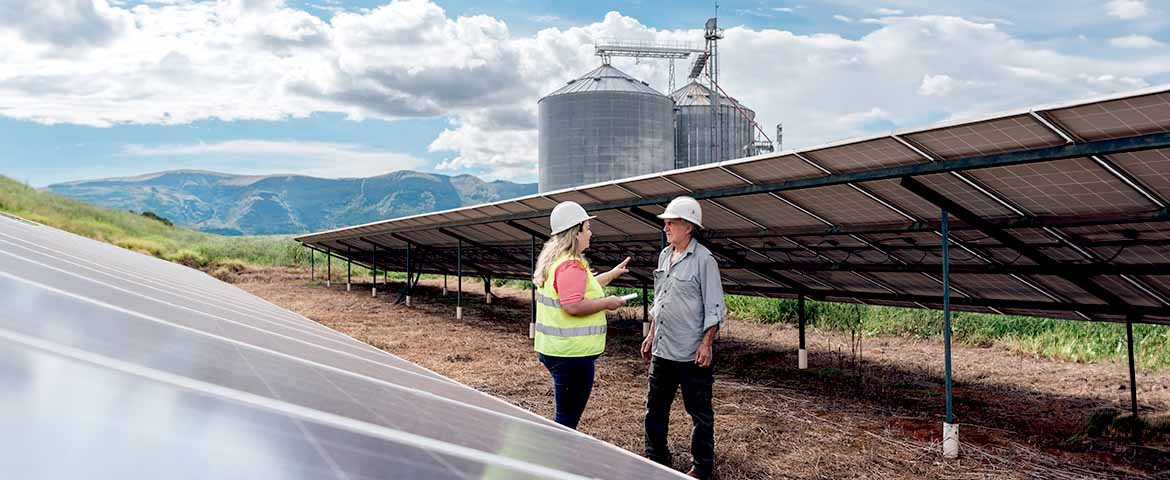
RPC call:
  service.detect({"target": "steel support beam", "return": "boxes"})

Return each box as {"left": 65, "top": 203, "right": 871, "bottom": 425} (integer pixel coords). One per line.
{"left": 1127, "top": 313, "right": 1141, "bottom": 442}
{"left": 942, "top": 209, "right": 959, "bottom": 459}
{"left": 530, "top": 235, "right": 537, "bottom": 339}
{"left": 901, "top": 176, "right": 1131, "bottom": 310}
{"left": 798, "top": 294, "right": 807, "bottom": 370}
{"left": 301, "top": 131, "right": 1170, "bottom": 243}
{"left": 457, "top": 239, "right": 463, "bottom": 320}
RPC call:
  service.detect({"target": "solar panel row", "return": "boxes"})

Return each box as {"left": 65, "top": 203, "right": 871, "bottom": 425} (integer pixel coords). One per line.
{"left": 298, "top": 86, "right": 1170, "bottom": 325}
{"left": 0, "top": 215, "right": 688, "bottom": 479}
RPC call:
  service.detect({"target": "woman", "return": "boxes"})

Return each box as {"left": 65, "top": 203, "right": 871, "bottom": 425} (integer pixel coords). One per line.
{"left": 533, "top": 201, "right": 631, "bottom": 429}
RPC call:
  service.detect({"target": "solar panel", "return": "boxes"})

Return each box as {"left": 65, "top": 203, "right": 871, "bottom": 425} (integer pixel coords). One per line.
{"left": 298, "top": 85, "right": 1170, "bottom": 326}
{"left": 0, "top": 215, "right": 687, "bottom": 479}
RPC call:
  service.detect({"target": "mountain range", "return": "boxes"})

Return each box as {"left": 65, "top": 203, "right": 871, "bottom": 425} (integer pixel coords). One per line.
{"left": 47, "top": 170, "right": 536, "bottom": 235}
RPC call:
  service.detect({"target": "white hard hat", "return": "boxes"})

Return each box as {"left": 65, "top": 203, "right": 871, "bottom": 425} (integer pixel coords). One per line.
{"left": 549, "top": 201, "right": 596, "bottom": 236}
{"left": 658, "top": 196, "right": 703, "bottom": 229}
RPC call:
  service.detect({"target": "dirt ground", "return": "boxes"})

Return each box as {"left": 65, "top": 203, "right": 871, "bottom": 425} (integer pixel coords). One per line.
{"left": 237, "top": 267, "right": 1170, "bottom": 479}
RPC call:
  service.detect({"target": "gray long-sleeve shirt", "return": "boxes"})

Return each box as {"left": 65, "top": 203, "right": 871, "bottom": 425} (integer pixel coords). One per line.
{"left": 649, "top": 239, "right": 726, "bottom": 362}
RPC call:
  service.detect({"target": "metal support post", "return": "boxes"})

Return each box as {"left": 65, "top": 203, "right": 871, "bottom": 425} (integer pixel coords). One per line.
{"left": 346, "top": 245, "right": 352, "bottom": 292}
{"left": 530, "top": 235, "right": 537, "bottom": 339}
{"left": 798, "top": 294, "right": 807, "bottom": 370}
{"left": 405, "top": 242, "right": 412, "bottom": 306}
{"left": 1127, "top": 314, "right": 1141, "bottom": 442}
{"left": 941, "top": 208, "right": 959, "bottom": 459}
{"left": 456, "top": 239, "right": 463, "bottom": 320}
{"left": 371, "top": 244, "right": 377, "bottom": 297}
{"left": 642, "top": 285, "right": 650, "bottom": 337}
{"left": 326, "top": 247, "right": 332, "bottom": 287}
{"left": 485, "top": 276, "right": 492, "bottom": 304}
{"left": 443, "top": 273, "right": 448, "bottom": 296}
{"left": 309, "top": 247, "right": 314, "bottom": 281}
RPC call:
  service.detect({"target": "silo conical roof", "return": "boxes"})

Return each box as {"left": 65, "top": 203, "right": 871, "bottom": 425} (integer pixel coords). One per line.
{"left": 543, "top": 64, "right": 665, "bottom": 97}
{"left": 670, "top": 80, "right": 751, "bottom": 111}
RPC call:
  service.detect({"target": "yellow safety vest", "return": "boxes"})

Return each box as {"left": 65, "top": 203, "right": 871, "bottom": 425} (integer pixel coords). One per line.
{"left": 534, "top": 255, "right": 607, "bottom": 357}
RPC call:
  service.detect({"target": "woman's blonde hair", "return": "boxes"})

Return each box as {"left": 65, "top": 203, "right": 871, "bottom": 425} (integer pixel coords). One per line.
{"left": 533, "top": 223, "right": 587, "bottom": 287}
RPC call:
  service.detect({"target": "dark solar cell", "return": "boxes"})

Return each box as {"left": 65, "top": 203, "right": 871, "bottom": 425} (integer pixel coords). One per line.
{"left": 805, "top": 137, "right": 924, "bottom": 172}
{"left": 1048, "top": 91, "right": 1170, "bottom": 141}
{"left": 782, "top": 185, "right": 911, "bottom": 225}
{"left": 906, "top": 114, "right": 1064, "bottom": 159}
{"left": 966, "top": 158, "right": 1156, "bottom": 215}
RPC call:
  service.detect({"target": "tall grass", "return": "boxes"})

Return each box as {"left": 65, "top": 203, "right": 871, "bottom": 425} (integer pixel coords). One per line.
{"left": 726, "top": 294, "right": 1170, "bottom": 371}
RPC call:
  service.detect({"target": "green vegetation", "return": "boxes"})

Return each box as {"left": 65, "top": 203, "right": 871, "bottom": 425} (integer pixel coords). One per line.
{"left": 4, "top": 174, "right": 1167, "bottom": 370}
{"left": 0, "top": 175, "right": 307, "bottom": 268}
{"left": 725, "top": 294, "right": 1170, "bottom": 372}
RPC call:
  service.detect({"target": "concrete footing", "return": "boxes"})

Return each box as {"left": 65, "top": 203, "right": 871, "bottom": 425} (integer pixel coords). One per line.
{"left": 943, "top": 422, "right": 960, "bottom": 459}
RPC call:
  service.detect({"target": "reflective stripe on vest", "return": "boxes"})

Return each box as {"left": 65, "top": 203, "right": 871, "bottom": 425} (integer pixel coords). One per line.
{"left": 534, "top": 291, "right": 561, "bottom": 308}
{"left": 535, "top": 323, "right": 607, "bottom": 337}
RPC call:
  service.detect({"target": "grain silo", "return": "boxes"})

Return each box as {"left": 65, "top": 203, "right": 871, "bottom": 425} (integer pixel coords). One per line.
{"left": 538, "top": 64, "right": 675, "bottom": 193}
{"left": 671, "top": 80, "right": 757, "bottom": 169}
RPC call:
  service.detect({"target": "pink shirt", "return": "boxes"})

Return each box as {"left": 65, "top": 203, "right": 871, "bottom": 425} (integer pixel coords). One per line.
{"left": 553, "top": 260, "right": 588, "bottom": 304}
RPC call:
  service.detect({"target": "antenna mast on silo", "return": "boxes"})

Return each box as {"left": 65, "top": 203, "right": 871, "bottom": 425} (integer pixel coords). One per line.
{"left": 702, "top": 8, "right": 724, "bottom": 163}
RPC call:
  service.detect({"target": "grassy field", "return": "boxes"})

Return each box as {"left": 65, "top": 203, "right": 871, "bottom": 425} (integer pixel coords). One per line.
{"left": 4, "top": 174, "right": 1167, "bottom": 371}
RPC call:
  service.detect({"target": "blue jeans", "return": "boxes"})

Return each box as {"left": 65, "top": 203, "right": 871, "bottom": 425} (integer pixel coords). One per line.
{"left": 537, "top": 353, "right": 599, "bottom": 429}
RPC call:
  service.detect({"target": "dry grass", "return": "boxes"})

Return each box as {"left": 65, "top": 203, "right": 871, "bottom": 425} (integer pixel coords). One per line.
{"left": 239, "top": 267, "right": 1170, "bottom": 479}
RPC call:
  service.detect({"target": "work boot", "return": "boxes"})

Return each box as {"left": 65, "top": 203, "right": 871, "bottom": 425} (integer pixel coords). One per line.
{"left": 686, "top": 467, "right": 711, "bottom": 480}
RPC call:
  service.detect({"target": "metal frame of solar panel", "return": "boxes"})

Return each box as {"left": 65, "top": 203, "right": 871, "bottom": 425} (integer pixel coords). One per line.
{"left": 297, "top": 84, "right": 1170, "bottom": 455}
{"left": 0, "top": 214, "right": 689, "bottom": 479}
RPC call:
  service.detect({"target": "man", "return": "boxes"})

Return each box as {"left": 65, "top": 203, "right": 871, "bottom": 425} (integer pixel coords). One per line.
{"left": 641, "top": 196, "right": 726, "bottom": 480}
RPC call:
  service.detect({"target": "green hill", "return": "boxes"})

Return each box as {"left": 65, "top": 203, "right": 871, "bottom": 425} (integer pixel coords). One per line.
{"left": 0, "top": 175, "right": 305, "bottom": 268}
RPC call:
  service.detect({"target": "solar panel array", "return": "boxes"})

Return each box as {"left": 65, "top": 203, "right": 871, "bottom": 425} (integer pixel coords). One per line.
{"left": 297, "top": 86, "right": 1170, "bottom": 325}
{"left": 0, "top": 214, "right": 688, "bottom": 479}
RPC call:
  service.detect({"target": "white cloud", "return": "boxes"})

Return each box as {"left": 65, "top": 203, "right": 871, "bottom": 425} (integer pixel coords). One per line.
{"left": 918, "top": 74, "right": 956, "bottom": 96}
{"left": 528, "top": 15, "right": 560, "bottom": 23}
{"left": 833, "top": 14, "right": 856, "bottom": 23}
{"left": 1110, "top": 34, "right": 1164, "bottom": 49}
{"left": 1106, "top": 0, "right": 1148, "bottom": 19}
{"left": 874, "top": 8, "right": 903, "bottom": 15}
{"left": 122, "top": 139, "right": 426, "bottom": 178}
{"left": 2, "top": 2, "right": 1170, "bottom": 182}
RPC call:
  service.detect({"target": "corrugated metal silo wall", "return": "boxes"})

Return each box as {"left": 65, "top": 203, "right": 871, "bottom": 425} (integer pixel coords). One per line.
{"left": 538, "top": 91, "right": 675, "bottom": 193}
{"left": 674, "top": 105, "right": 755, "bottom": 169}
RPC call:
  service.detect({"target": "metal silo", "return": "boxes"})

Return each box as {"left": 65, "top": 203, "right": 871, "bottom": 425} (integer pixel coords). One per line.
{"left": 538, "top": 64, "right": 675, "bottom": 193}
{"left": 671, "top": 80, "right": 756, "bottom": 169}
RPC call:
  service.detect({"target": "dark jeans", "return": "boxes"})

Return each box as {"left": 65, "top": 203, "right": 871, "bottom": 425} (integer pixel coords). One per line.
{"left": 645, "top": 356, "right": 715, "bottom": 479}
{"left": 537, "top": 353, "right": 598, "bottom": 430}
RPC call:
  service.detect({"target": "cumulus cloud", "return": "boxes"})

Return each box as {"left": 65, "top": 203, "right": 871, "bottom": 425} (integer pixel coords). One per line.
{"left": 123, "top": 139, "right": 426, "bottom": 178}
{"left": 873, "top": 8, "right": 903, "bottom": 15}
{"left": 1109, "top": 34, "right": 1164, "bottom": 49}
{"left": 2, "top": 1, "right": 1170, "bottom": 182}
{"left": 1106, "top": 0, "right": 1148, "bottom": 19}
{"left": 918, "top": 74, "right": 956, "bottom": 96}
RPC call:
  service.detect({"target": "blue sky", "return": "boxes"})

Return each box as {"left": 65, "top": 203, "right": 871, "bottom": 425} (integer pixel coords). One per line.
{"left": 1, "top": 0, "right": 1167, "bottom": 186}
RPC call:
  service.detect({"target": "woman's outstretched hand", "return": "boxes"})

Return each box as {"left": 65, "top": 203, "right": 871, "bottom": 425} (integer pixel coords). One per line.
{"left": 611, "top": 257, "right": 631, "bottom": 277}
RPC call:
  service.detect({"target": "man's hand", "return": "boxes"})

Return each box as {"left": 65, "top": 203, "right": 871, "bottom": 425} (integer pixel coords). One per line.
{"left": 694, "top": 341, "right": 713, "bottom": 368}
{"left": 610, "top": 257, "right": 631, "bottom": 277}
{"left": 641, "top": 335, "right": 653, "bottom": 363}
